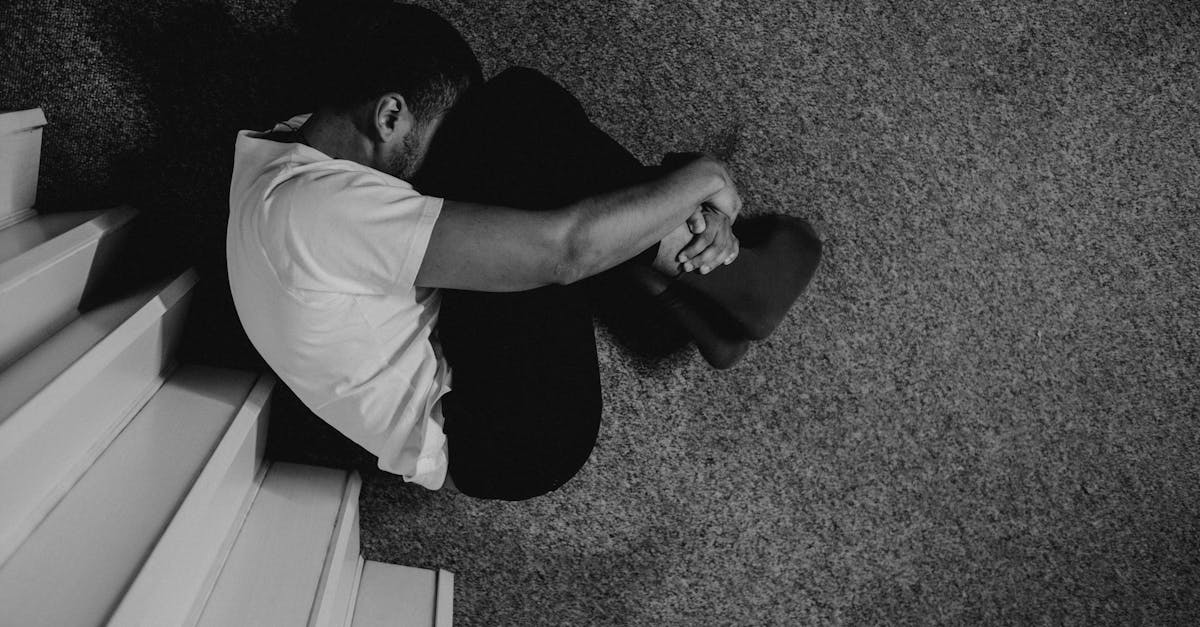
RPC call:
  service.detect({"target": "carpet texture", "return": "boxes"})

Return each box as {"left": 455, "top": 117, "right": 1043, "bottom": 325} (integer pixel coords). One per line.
{"left": 3, "top": 0, "right": 1199, "bottom": 624}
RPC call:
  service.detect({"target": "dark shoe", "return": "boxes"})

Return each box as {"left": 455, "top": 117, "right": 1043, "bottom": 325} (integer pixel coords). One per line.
{"left": 674, "top": 215, "right": 821, "bottom": 340}
{"left": 627, "top": 264, "right": 751, "bottom": 370}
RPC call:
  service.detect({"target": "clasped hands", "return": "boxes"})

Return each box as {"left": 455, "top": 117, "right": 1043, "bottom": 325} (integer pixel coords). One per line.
{"left": 666, "top": 152, "right": 742, "bottom": 275}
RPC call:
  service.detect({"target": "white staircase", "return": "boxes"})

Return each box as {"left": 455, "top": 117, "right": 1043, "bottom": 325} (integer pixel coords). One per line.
{"left": 0, "top": 206, "right": 135, "bottom": 370}
{"left": 0, "top": 107, "right": 453, "bottom": 626}
{"left": 0, "top": 107, "right": 45, "bottom": 229}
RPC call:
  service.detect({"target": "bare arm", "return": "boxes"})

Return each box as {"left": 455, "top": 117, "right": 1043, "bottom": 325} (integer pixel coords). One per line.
{"left": 414, "top": 157, "right": 739, "bottom": 292}
{"left": 413, "top": 200, "right": 576, "bottom": 292}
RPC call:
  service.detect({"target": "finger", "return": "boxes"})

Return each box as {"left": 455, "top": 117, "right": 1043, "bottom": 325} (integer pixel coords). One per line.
{"left": 686, "top": 211, "right": 706, "bottom": 235}
{"left": 678, "top": 213, "right": 719, "bottom": 262}
{"left": 687, "top": 219, "right": 733, "bottom": 273}
{"left": 724, "top": 236, "right": 740, "bottom": 265}
{"left": 678, "top": 228, "right": 718, "bottom": 269}
{"left": 691, "top": 230, "right": 734, "bottom": 274}
{"left": 683, "top": 212, "right": 732, "bottom": 269}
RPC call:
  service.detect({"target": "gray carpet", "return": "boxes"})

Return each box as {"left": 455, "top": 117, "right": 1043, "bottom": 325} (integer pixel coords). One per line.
{"left": 3, "top": 0, "right": 1199, "bottom": 624}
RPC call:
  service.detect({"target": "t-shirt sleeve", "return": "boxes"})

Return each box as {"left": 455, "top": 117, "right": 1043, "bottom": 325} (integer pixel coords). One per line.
{"left": 269, "top": 166, "right": 443, "bottom": 294}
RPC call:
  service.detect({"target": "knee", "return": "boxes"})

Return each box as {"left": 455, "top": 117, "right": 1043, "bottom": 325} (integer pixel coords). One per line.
{"left": 484, "top": 430, "right": 599, "bottom": 501}
{"left": 449, "top": 402, "right": 601, "bottom": 501}
{"left": 519, "top": 397, "right": 601, "bottom": 500}
{"left": 484, "top": 66, "right": 588, "bottom": 122}
{"left": 511, "top": 423, "right": 600, "bottom": 501}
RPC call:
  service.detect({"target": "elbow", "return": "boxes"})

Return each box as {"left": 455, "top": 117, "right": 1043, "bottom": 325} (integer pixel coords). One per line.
{"left": 553, "top": 260, "right": 585, "bottom": 286}
{"left": 553, "top": 234, "right": 590, "bottom": 285}
{"left": 552, "top": 216, "right": 595, "bottom": 285}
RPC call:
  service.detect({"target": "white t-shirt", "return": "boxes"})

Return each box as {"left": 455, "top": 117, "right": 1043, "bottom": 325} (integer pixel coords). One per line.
{"left": 227, "top": 115, "right": 450, "bottom": 489}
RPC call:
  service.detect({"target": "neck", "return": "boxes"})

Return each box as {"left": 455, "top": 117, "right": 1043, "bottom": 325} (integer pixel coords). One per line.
{"left": 299, "top": 109, "right": 377, "bottom": 168}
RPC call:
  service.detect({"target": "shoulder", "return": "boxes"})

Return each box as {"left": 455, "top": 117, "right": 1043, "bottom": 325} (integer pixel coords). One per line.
{"left": 272, "top": 161, "right": 433, "bottom": 238}
{"left": 280, "top": 158, "right": 417, "bottom": 202}
{"left": 257, "top": 159, "right": 442, "bottom": 292}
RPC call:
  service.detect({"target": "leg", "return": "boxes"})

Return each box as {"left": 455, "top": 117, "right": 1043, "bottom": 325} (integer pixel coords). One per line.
{"left": 416, "top": 67, "right": 657, "bottom": 216}
{"left": 435, "top": 284, "right": 602, "bottom": 501}
{"left": 422, "top": 68, "right": 821, "bottom": 371}
{"left": 418, "top": 67, "right": 821, "bottom": 499}
{"left": 416, "top": 68, "right": 651, "bottom": 500}
{"left": 453, "top": 74, "right": 824, "bottom": 347}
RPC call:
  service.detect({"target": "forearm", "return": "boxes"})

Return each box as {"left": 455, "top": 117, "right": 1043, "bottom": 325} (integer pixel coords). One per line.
{"left": 562, "top": 160, "right": 728, "bottom": 281}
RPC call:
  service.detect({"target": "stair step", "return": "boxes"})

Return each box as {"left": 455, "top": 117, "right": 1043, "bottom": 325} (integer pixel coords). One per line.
{"left": 344, "top": 555, "right": 367, "bottom": 627}
{"left": 195, "top": 462, "right": 362, "bottom": 627}
{"left": 351, "top": 562, "right": 454, "bottom": 627}
{"left": 0, "top": 206, "right": 136, "bottom": 369}
{"left": 0, "top": 365, "right": 260, "bottom": 627}
{"left": 107, "top": 372, "right": 274, "bottom": 627}
{"left": 0, "top": 208, "right": 35, "bottom": 231}
{"left": 313, "top": 463, "right": 364, "bottom": 627}
{"left": 0, "top": 108, "right": 46, "bottom": 228}
{"left": 0, "top": 270, "right": 195, "bottom": 564}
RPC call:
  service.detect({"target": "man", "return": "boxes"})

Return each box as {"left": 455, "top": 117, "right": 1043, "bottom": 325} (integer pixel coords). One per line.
{"left": 228, "top": 1, "right": 820, "bottom": 500}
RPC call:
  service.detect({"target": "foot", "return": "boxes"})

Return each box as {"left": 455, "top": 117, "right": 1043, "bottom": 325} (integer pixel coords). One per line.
{"left": 625, "top": 263, "right": 750, "bottom": 369}
{"left": 674, "top": 215, "right": 821, "bottom": 340}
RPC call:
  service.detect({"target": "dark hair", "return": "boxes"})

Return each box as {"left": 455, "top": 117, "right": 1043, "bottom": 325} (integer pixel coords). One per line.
{"left": 293, "top": 0, "right": 482, "bottom": 122}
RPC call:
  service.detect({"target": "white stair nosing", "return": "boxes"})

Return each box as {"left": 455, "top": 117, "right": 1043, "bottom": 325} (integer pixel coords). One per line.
{"left": 0, "top": 107, "right": 47, "bottom": 134}
{"left": 0, "top": 269, "right": 195, "bottom": 453}
{"left": 0, "top": 366, "right": 260, "bottom": 627}
{"left": 0, "top": 210, "right": 100, "bottom": 269}
{"left": 337, "top": 521, "right": 364, "bottom": 627}
{"left": 108, "top": 374, "right": 275, "bottom": 627}
{"left": 0, "top": 270, "right": 196, "bottom": 566}
{"left": 343, "top": 556, "right": 366, "bottom": 627}
{"left": 0, "top": 366, "right": 171, "bottom": 565}
{"left": 0, "top": 206, "right": 135, "bottom": 287}
{"left": 0, "top": 273, "right": 175, "bottom": 422}
{"left": 310, "top": 471, "right": 363, "bottom": 627}
{"left": 435, "top": 570, "right": 454, "bottom": 627}
{"left": 0, "top": 206, "right": 137, "bottom": 370}
{"left": 183, "top": 461, "right": 271, "bottom": 627}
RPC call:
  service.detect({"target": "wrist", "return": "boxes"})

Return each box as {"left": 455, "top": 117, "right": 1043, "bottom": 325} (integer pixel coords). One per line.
{"left": 694, "top": 165, "right": 739, "bottom": 220}
{"left": 676, "top": 159, "right": 726, "bottom": 203}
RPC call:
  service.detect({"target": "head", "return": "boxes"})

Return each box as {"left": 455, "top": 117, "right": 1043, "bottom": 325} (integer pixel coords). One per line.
{"left": 294, "top": 0, "right": 482, "bottom": 178}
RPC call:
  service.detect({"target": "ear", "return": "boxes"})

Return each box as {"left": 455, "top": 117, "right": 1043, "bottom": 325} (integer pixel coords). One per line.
{"left": 372, "top": 93, "right": 414, "bottom": 142}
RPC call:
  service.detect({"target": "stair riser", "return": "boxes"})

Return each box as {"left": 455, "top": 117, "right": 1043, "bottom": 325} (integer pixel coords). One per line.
{"left": 343, "top": 556, "right": 365, "bottom": 627}
{"left": 108, "top": 377, "right": 273, "bottom": 627}
{"left": 351, "top": 562, "right": 440, "bottom": 627}
{"left": 331, "top": 517, "right": 362, "bottom": 627}
{"left": 0, "top": 125, "right": 43, "bottom": 221}
{"left": 0, "top": 367, "right": 258, "bottom": 627}
{"left": 196, "top": 464, "right": 356, "bottom": 627}
{"left": 0, "top": 294, "right": 189, "bottom": 565}
{"left": 311, "top": 475, "right": 362, "bottom": 627}
{"left": 0, "top": 223, "right": 129, "bottom": 370}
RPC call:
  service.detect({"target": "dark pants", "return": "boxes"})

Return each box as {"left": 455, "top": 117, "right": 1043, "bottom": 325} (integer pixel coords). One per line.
{"left": 414, "top": 68, "right": 653, "bottom": 501}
